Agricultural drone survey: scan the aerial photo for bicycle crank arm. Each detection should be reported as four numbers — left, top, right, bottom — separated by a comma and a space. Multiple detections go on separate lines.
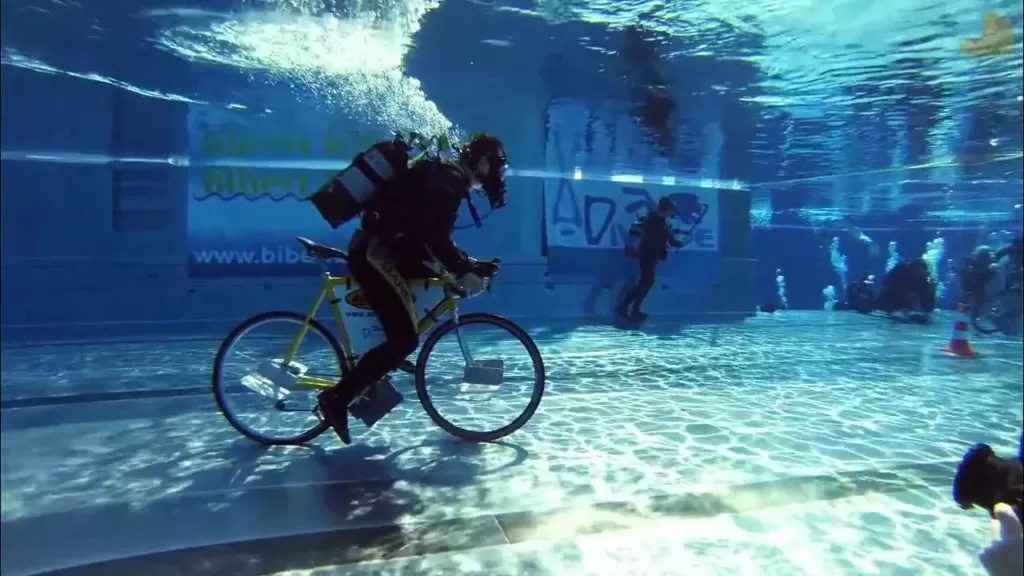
274, 399, 318, 412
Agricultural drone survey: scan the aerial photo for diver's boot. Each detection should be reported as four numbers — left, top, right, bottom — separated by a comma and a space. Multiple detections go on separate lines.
629, 310, 649, 322
318, 388, 352, 445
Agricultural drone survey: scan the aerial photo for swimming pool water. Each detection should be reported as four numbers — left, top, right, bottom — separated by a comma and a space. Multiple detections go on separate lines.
1, 311, 1021, 575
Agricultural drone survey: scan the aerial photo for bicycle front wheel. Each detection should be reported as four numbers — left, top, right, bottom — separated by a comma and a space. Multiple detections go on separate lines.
212, 311, 345, 445
414, 313, 545, 442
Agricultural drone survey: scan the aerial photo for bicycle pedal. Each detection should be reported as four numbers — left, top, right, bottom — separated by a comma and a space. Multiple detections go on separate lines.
350, 379, 404, 428
240, 374, 291, 400
242, 359, 309, 400
462, 359, 504, 387
261, 359, 308, 385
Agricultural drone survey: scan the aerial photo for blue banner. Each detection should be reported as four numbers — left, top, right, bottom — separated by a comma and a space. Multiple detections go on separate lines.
187, 236, 350, 277
185, 106, 375, 277
185, 106, 506, 276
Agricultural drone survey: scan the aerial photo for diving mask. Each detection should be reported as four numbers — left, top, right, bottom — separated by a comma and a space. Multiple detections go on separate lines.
478, 154, 508, 210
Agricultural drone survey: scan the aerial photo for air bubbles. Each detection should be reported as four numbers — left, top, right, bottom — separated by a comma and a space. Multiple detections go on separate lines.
153, 1, 452, 135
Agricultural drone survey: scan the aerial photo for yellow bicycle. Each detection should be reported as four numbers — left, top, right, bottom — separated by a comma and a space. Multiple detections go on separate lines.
211, 236, 546, 445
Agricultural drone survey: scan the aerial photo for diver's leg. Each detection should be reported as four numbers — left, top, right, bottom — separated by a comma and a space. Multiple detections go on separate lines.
629, 258, 657, 318
617, 273, 638, 318
582, 270, 605, 315
616, 256, 637, 315
319, 239, 418, 445
972, 283, 986, 314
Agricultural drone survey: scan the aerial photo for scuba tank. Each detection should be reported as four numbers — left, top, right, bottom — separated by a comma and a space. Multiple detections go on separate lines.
309, 135, 411, 229
309, 131, 458, 229
624, 216, 644, 258
436, 133, 457, 162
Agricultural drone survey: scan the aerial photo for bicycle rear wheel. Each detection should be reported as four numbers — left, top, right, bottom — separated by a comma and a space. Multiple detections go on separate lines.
414, 313, 545, 442
971, 290, 1022, 336
212, 311, 345, 445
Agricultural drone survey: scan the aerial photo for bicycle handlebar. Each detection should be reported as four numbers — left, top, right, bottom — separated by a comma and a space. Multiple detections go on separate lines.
445, 258, 501, 299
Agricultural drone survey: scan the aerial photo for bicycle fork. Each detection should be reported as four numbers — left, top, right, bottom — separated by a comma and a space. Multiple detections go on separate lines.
452, 308, 475, 366
452, 309, 504, 387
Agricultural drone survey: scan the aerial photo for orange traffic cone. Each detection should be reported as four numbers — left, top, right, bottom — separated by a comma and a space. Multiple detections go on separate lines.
940, 303, 979, 358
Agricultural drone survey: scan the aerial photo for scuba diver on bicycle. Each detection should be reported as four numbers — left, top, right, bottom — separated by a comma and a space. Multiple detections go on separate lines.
960, 247, 998, 309
961, 238, 1022, 310
994, 236, 1023, 288
318, 133, 509, 444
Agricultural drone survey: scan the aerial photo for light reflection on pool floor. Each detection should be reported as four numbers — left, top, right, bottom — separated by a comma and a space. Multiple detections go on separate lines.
0, 312, 1021, 575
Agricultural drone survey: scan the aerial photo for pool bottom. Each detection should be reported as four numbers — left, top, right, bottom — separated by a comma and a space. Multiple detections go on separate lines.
20, 487, 994, 576
291, 489, 995, 576
1, 313, 1020, 575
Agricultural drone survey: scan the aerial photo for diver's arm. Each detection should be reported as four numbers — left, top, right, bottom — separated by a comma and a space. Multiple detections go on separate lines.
668, 228, 686, 249
993, 245, 1012, 262
425, 220, 472, 277
654, 216, 685, 248
423, 175, 473, 277
628, 217, 644, 236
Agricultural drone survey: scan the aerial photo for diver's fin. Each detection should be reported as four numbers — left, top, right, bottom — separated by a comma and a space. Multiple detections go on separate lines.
982, 11, 1009, 33
983, 12, 998, 32
962, 12, 1013, 57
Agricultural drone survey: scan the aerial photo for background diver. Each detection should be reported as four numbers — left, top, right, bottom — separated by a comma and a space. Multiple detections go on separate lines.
617, 196, 687, 322
847, 257, 935, 322
318, 133, 508, 445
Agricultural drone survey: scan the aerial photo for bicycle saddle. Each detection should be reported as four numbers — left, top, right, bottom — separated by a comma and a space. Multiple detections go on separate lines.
295, 236, 349, 261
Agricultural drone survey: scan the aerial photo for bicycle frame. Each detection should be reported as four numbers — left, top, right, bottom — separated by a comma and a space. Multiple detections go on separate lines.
280, 267, 460, 391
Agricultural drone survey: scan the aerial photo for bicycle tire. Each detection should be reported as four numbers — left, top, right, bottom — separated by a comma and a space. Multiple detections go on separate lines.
971, 311, 1001, 335
212, 311, 344, 445
413, 312, 545, 442
971, 290, 1022, 336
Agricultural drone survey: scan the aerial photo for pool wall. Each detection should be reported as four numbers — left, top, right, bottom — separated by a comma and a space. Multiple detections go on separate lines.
1, 4, 1017, 342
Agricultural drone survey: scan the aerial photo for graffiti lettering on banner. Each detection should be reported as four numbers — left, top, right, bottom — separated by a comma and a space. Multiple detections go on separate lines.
545, 178, 718, 251
190, 119, 383, 201
198, 166, 336, 201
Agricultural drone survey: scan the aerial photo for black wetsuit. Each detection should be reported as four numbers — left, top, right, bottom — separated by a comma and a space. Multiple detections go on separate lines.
994, 237, 1022, 262
994, 237, 1023, 289
618, 212, 683, 318
322, 159, 476, 431
877, 259, 935, 313
961, 239, 1024, 318
842, 278, 876, 314
960, 256, 995, 307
